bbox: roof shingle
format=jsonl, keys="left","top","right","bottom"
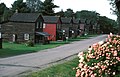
{"left": 10, "top": 13, "right": 41, "bottom": 22}
{"left": 61, "top": 17, "right": 72, "bottom": 24}
{"left": 43, "top": 16, "right": 60, "bottom": 23}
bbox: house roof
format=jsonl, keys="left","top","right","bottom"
{"left": 61, "top": 17, "right": 72, "bottom": 24}
{"left": 9, "top": 13, "right": 41, "bottom": 22}
{"left": 43, "top": 16, "right": 60, "bottom": 23}
{"left": 73, "top": 19, "right": 79, "bottom": 24}
{"left": 85, "top": 19, "right": 91, "bottom": 25}
{"left": 80, "top": 19, "right": 86, "bottom": 24}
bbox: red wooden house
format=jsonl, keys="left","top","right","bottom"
{"left": 42, "top": 16, "right": 61, "bottom": 41}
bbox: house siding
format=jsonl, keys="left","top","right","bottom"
{"left": 2, "top": 22, "right": 35, "bottom": 43}
{"left": 43, "top": 24, "right": 56, "bottom": 41}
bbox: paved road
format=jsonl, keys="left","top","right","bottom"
{"left": 0, "top": 35, "right": 107, "bottom": 77}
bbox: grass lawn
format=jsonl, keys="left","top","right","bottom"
{"left": 25, "top": 57, "right": 79, "bottom": 77}
{"left": 0, "top": 41, "right": 69, "bottom": 58}
{"left": 0, "top": 34, "right": 98, "bottom": 58}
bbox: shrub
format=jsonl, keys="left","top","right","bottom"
{"left": 25, "top": 40, "right": 34, "bottom": 47}
{"left": 76, "top": 33, "right": 120, "bottom": 77}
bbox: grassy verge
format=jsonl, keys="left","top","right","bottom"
{"left": 25, "top": 57, "right": 79, "bottom": 77}
{"left": 0, "top": 41, "right": 68, "bottom": 58}
{"left": 0, "top": 34, "right": 98, "bottom": 58}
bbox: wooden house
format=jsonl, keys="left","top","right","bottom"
{"left": 1, "top": 13, "right": 50, "bottom": 44}
{"left": 61, "top": 17, "right": 73, "bottom": 39}
{"left": 72, "top": 19, "right": 80, "bottom": 38}
{"left": 42, "top": 16, "right": 61, "bottom": 41}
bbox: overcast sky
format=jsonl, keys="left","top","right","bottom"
{"left": 0, "top": 0, "right": 117, "bottom": 20}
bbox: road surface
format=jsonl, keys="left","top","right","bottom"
{"left": 0, "top": 35, "right": 107, "bottom": 77}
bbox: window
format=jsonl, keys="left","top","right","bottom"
{"left": 24, "top": 34, "right": 29, "bottom": 40}
{"left": 40, "top": 22, "right": 43, "bottom": 28}
{"left": 43, "top": 23, "right": 46, "bottom": 28}
{"left": 0, "top": 24, "right": 1, "bottom": 28}
{"left": 36, "top": 22, "right": 39, "bottom": 29}
{"left": 0, "top": 32, "right": 1, "bottom": 38}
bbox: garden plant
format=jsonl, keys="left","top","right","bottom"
{"left": 76, "top": 33, "right": 120, "bottom": 77}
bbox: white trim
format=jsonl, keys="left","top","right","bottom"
{"left": 0, "top": 32, "right": 1, "bottom": 38}
{"left": 43, "top": 23, "right": 46, "bottom": 28}
{"left": 24, "top": 34, "right": 29, "bottom": 40}
{"left": 0, "top": 24, "right": 1, "bottom": 28}
{"left": 36, "top": 22, "right": 39, "bottom": 29}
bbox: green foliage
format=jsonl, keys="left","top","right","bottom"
{"left": 41, "top": 0, "right": 59, "bottom": 16}
{"left": 98, "top": 16, "right": 118, "bottom": 33}
{"left": 0, "top": 3, "right": 7, "bottom": 15}
{"left": 56, "top": 9, "right": 65, "bottom": 17}
{"left": 25, "top": 40, "right": 34, "bottom": 47}
{"left": 0, "top": 41, "right": 70, "bottom": 58}
{"left": 26, "top": 0, "right": 43, "bottom": 12}
{"left": 76, "top": 34, "right": 120, "bottom": 77}
{"left": 11, "top": 0, "right": 31, "bottom": 13}
{"left": 64, "top": 8, "right": 74, "bottom": 18}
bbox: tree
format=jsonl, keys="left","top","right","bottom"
{"left": 0, "top": 3, "right": 7, "bottom": 15}
{"left": 98, "top": 16, "right": 118, "bottom": 34}
{"left": 56, "top": 9, "right": 65, "bottom": 17}
{"left": 108, "top": 0, "right": 120, "bottom": 34}
{"left": 0, "top": 3, "right": 12, "bottom": 22}
{"left": 64, "top": 8, "right": 74, "bottom": 18}
{"left": 11, "top": 0, "right": 30, "bottom": 13}
{"left": 41, "top": 0, "right": 59, "bottom": 16}
{"left": 75, "top": 10, "right": 100, "bottom": 23}
{"left": 26, "top": 0, "right": 42, "bottom": 12}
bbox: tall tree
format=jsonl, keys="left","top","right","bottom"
{"left": 98, "top": 16, "right": 118, "bottom": 34}
{"left": 0, "top": 3, "right": 7, "bottom": 15}
{"left": 75, "top": 10, "right": 100, "bottom": 23}
{"left": 26, "top": 0, "right": 42, "bottom": 12}
{"left": 64, "top": 8, "right": 74, "bottom": 18}
{"left": 0, "top": 3, "right": 12, "bottom": 22}
{"left": 11, "top": 0, "right": 30, "bottom": 13}
{"left": 56, "top": 9, "right": 65, "bottom": 17}
{"left": 41, "top": 0, "right": 59, "bottom": 16}
{"left": 108, "top": 0, "right": 120, "bottom": 34}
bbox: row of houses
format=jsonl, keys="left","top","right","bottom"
{"left": 0, "top": 13, "right": 100, "bottom": 44}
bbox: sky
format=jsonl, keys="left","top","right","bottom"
{"left": 0, "top": 0, "right": 117, "bottom": 20}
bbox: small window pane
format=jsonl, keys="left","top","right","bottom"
{"left": 24, "top": 34, "right": 29, "bottom": 40}
{"left": 0, "top": 24, "right": 1, "bottom": 28}
{"left": 0, "top": 32, "right": 1, "bottom": 38}
{"left": 43, "top": 23, "right": 46, "bottom": 28}
{"left": 36, "top": 22, "right": 39, "bottom": 29}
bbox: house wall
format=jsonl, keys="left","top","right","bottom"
{"left": 43, "top": 24, "right": 56, "bottom": 41}
{"left": 79, "top": 24, "right": 85, "bottom": 35}
{"left": 72, "top": 24, "right": 79, "bottom": 38}
{"left": 1, "top": 22, "right": 35, "bottom": 43}
{"left": 61, "top": 24, "right": 70, "bottom": 38}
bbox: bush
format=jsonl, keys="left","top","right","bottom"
{"left": 76, "top": 33, "right": 120, "bottom": 77}
{"left": 25, "top": 40, "right": 34, "bottom": 47}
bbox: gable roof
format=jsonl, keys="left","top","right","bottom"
{"left": 61, "top": 17, "right": 72, "bottom": 24}
{"left": 43, "top": 16, "right": 60, "bottom": 23}
{"left": 9, "top": 13, "right": 41, "bottom": 22}
{"left": 73, "top": 19, "right": 79, "bottom": 24}
{"left": 80, "top": 19, "right": 86, "bottom": 24}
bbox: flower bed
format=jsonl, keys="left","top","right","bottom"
{"left": 76, "top": 33, "right": 120, "bottom": 77}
